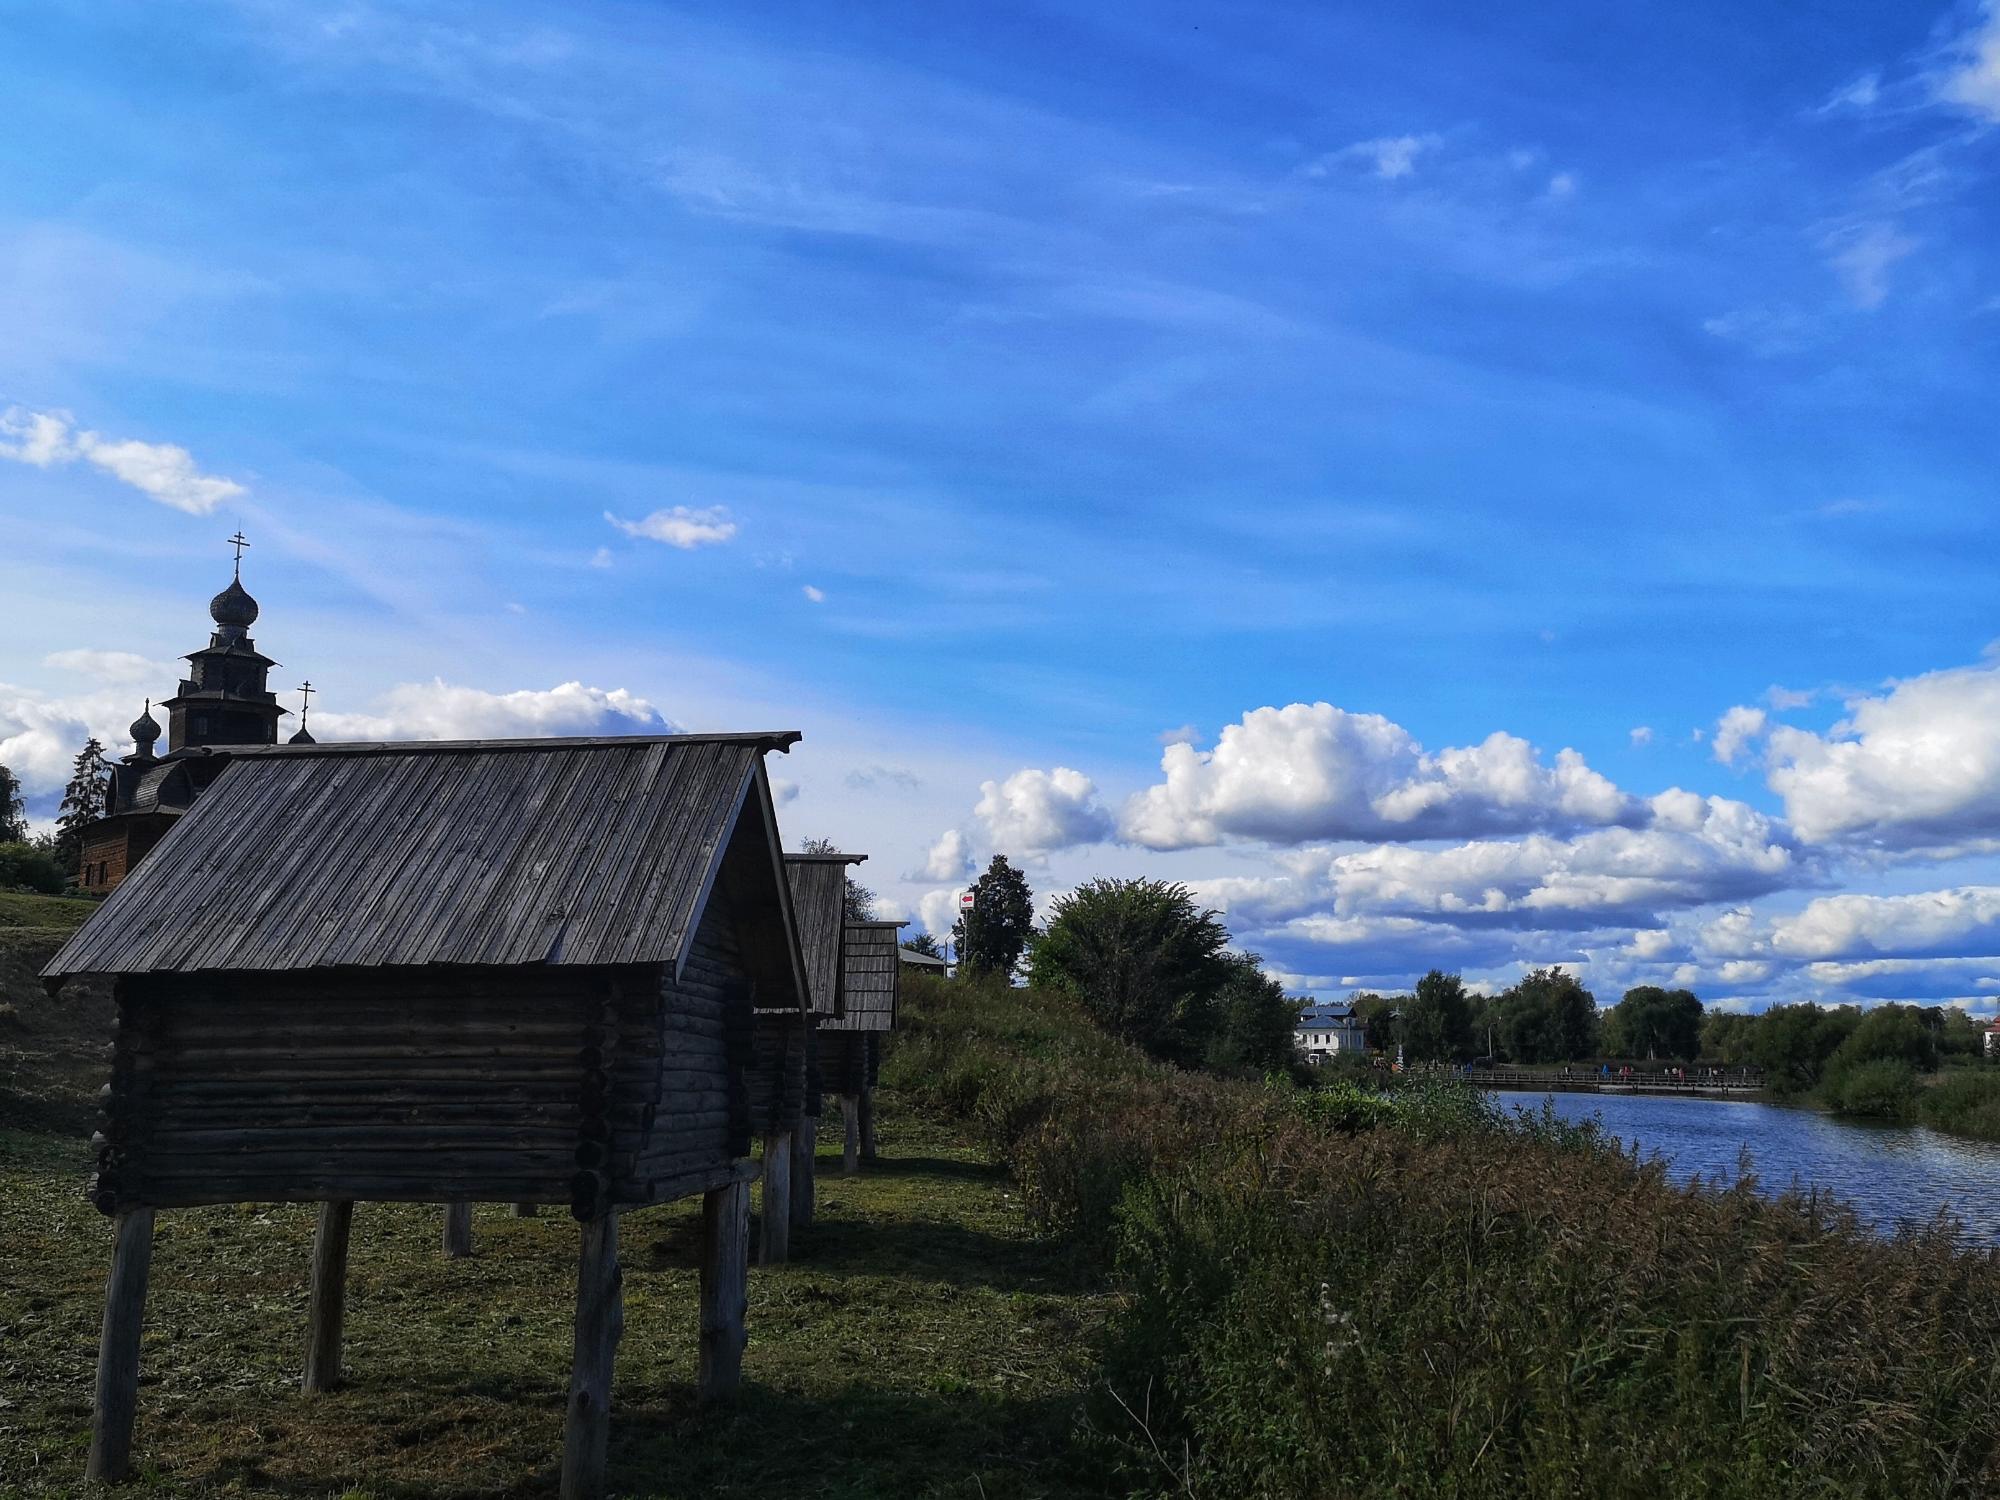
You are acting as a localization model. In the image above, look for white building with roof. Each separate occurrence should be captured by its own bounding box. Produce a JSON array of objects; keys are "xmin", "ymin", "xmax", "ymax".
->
[{"xmin": 1295, "ymin": 1000, "xmax": 1370, "ymax": 1064}]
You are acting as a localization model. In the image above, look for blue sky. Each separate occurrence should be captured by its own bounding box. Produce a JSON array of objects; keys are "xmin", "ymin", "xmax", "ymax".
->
[{"xmin": 6, "ymin": 0, "xmax": 2000, "ymax": 1012}]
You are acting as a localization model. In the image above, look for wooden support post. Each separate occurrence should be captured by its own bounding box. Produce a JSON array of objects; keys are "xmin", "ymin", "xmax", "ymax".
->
[
  {"xmin": 698, "ymin": 1178, "xmax": 749, "ymax": 1400},
  {"xmin": 559, "ymin": 1214, "xmax": 623, "ymax": 1500},
  {"xmin": 759, "ymin": 1131, "xmax": 792, "ymax": 1265},
  {"xmin": 859, "ymin": 1088, "xmax": 878, "ymax": 1163},
  {"xmin": 88, "ymin": 1207, "xmax": 156, "ymax": 1484},
  {"xmin": 515, "ymin": 1202, "xmax": 539, "ymax": 1218},
  {"xmin": 841, "ymin": 1095, "xmax": 860, "ymax": 1176},
  {"xmin": 442, "ymin": 1201, "xmax": 472, "ymax": 1258},
  {"xmin": 302, "ymin": 1200, "xmax": 354, "ymax": 1394},
  {"xmin": 790, "ymin": 1117, "xmax": 817, "ymax": 1231}
]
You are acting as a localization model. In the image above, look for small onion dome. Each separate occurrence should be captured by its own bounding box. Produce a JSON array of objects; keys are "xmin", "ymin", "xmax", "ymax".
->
[
  {"xmin": 288, "ymin": 725, "xmax": 317, "ymax": 745},
  {"xmin": 129, "ymin": 705, "xmax": 161, "ymax": 747},
  {"xmin": 209, "ymin": 577, "xmax": 260, "ymax": 629}
]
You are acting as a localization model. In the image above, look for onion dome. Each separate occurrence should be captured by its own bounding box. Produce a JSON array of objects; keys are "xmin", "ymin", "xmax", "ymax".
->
[
  {"xmin": 209, "ymin": 577, "xmax": 260, "ymax": 630},
  {"xmin": 288, "ymin": 725, "xmax": 317, "ymax": 745},
  {"xmin": 129, "ymin": 702, "xmax": 161, "ymax": 752}
]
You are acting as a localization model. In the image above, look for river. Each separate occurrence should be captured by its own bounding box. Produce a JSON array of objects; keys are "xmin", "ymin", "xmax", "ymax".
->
[{"xmin": 1498, "ymin": 1090, "xmax": 2000, "ymax": 1246}]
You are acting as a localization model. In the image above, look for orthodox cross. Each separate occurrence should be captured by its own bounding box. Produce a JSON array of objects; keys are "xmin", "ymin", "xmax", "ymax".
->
[
  {"xmin": 228, "ymin": 531, "xmax": 250, "ymax": 578},
  {"xmin": 297, "ymin": 680, "xmax": 314, "ymax": 732}
]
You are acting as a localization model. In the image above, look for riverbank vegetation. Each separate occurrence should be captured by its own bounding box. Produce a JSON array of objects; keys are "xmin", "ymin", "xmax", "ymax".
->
[{"xmin": 889, "ymin": 972, "xmax": 2000, "ymax": 1497}]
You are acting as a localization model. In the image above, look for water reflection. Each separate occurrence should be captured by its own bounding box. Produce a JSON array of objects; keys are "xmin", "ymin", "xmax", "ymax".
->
[{"xmin": 1502, "ymin": 1090, "xmax": 2000, "ymax": 1246}]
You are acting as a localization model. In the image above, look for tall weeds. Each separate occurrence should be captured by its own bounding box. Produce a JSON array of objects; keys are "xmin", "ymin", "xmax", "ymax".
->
[{"xmin": 886, "ymin": 974, "xmax": 2000, "ymax": 1498}]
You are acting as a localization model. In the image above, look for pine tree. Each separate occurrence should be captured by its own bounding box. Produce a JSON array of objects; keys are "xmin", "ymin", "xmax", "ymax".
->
[
  {"xmin": 53, "ymin": 739, "xmax": 110, "ymax": 875},
  {"xmin": 0, "ymin": 762, "xmax": 26, "ymax": 844}
]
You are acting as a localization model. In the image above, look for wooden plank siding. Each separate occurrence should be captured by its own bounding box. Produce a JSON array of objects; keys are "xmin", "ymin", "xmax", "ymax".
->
[{"xmin": 818, "ymin": 920, "xmax": 902, "ymax": 1033}]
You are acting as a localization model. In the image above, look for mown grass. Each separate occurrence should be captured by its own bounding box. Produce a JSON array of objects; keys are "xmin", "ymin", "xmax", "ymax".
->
[
  {"xmin": 0, "ymin": 889, "xmax": 96, "ymax": 931},
  {"xmin": 0, "ymin": 1114, "xmax": 1113, "ymax": 1498}
]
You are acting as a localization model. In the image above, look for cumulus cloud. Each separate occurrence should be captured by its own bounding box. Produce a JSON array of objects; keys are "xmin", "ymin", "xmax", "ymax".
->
[
  {"xmin": 315, "ymin": 679, "xmax": 673, "ymax": 741},
  {"xmin": 1629, "ymin": 726, "xmax": 1654, "ymax": 747},
  {"xmin": 1711, "ymin": 705, "xmax": 1767, "ymax": 765},
  {"xmin": 1196, "ymin": 790, "xmax": 1799, "ymax": 933},
  {"xmin": 802, "ymin": 584, "xmax": 826, "ymax": 603},
  {"xmin": 0, "ymin": 406, "xmax": 246, "ymax": 514},
  {"xmin": 918, "ymin": 887, "xmax": 965, "ymax": 941},
  {"xmin": 1121, "ymin": 703, "xmax": 1637, "ymax": 850},
  {"xmin": 604, "ymin": 505, "xmax": 738, "ymax": 549},
  {"xmin": 915, "ymin": 828, "xmax": 974, "ymax": 881},
  {"xmin": 1763, "ymin": 659, "xmax": 2000, "ymax": 849},
  {"xmin": 1768, "ymin": 887, "xmax": 2000, "ymax": 961},
  {"xmin": 975, "ymin": 766, "xmax": 1113, "ymax": 855}
]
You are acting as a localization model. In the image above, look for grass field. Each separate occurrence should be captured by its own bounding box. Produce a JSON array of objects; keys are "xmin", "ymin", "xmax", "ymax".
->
[{"xmin": 0, "ymin": 1112, "xmax": 1112, "ymax": 1497}]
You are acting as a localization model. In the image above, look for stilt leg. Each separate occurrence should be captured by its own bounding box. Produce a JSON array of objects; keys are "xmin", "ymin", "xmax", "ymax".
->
[
  {"xmin": 559, "ymin": 1214, "xmax": 623, "ymax": 1500},
  {"xmin": 759, "ymin": 1131, "xmax": 792, "ymax": 1265},
  {"xmin": 841, "ymin": 1095, "xmax": 860, "ymax": 1176},
  {"xmin": 88, "ymin": 1207, "xmax": 156, "ymax": 1483},
  {"xmin": 859, "ymin": 1088, "xmax": 878, "ymax": 1163},
  {"xmin": 790, "ymin": 1116, "xmax": 817, "ymax": 1231},
  {"xmin": 442, "ymin": 1201, "xmax": 472, "ymax": 1258},
  {"xmin": 515, "ymin": 1202, "xmax": 539, "ymax": 1217},
  {"xmin": 698, "ymin": 1178, "xmax": 749, "ymax": 1400},
  {"xmin": 303, "ymin": 1200, "xmax": 354, "ymax": 1393}
]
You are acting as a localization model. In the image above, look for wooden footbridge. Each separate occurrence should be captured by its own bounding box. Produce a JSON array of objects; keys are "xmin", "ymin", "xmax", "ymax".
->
[{"xmin": 1460, "ymin": 1067, "xmax": 1764, "ymax": 1098}]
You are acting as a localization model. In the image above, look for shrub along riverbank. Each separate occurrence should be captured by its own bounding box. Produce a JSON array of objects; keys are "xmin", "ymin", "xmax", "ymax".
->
[{"xmin": 889, "ymin": 973, "xmax": 2000, "ymax": 1498}]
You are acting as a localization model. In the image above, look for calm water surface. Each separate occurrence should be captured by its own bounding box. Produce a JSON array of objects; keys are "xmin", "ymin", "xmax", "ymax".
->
[{"xmin": 1499, "ymin": 1091, "xmax": 2000, "ymax": 1245}]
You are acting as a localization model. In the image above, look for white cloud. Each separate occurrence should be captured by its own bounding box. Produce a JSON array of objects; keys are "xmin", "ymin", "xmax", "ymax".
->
[
  {"xmin": 1546, "ymin": 172, "xmax": 1577, "ymax": 199},
  {"xmin": 1936, "ymin": 5, "xmax": 2000, "ymax": 122},
  {"xmin": 1197, "ymin": 790, "xmax": 1799, "ymax": 933},
  {"xmin": 1817, "ymin": 73, "xmax": 1882, "ymax": 115},
  {"xmin": 589, "ymin": 547, "xmax": 614, "ymax": 569},
  {"xmin": 315, "ymin": 679, "xmax": 673, "ymax": 741},
  {"xmin": 1629, "ymin": 725, "xmax": 1654, "ymax": 747},
  {"xmin": 1764, "ymin": 659, "xmax": 2000, "ymax": 849},
  {"xmin": 769, "ymin": 776, "xmax": 800, "ymax": 806},
  {"xmin": 918, "ymin": 887, "xmax": 965, "ymax": 940},
  {"xmin": 802, "ymin": 584, "xmax": 826, "ymax": 603},
  {"xmin": 1313, "ymin": 133, "xmax": 1441, "ymax": 181},
  {"xmin": 1121, "ymin": 703, "xmax": 1637, "ymax": 850},
  {"xmin": 1765, "ymin": 685, "xmax": 1814, "ymax": 711},
  {"xmin": 975, "ymin": 766, "xmax": 1113, "ymax": 855},
  {"xmin": 1771, "ymin": 887, "xmax": 2000, "ymax": 961},
  {"xmin": 1820, "ymin": 221, "xmax": 1918, "ymax": 310},
  {"xmin": 915, "ymin": 827, "xmax": 974, "ymax": 881},
  {"xmin": 42, "ymin": 649, "xmax": 177, "ymax": 687},
  {"xmin": 1711, "ymin": 705, "xmax": 1767, "ymax": 766},
  {"xmin": 604, "ymin": 505, "xmax": 738, "ymax": 549},
  {"xmin": 0, "ymin": 406, "xmax": 247, "ymax": 514}
]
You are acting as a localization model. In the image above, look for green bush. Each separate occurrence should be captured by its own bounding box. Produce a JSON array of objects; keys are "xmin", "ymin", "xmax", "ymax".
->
[
  {"xmin": 1820, "ymin": 1057, "xmax": 1921, "ymax": 1121},
  {"xmin": 1920, "ymin": 1070, "xmax": 2000, "ymax": 1143},
  {"xmin": 0, "ymin": 843, "xmax": 65, "ymax": 896}
]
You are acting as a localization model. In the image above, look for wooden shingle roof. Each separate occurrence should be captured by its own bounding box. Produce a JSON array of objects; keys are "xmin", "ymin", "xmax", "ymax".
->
[
  {"xmin": 784, "ymin": 853, "xmax": 864, "ymax": 1018},
  {"xmin": 821, "ymin": 919, "xmax": 904, "ymax": 1033},
  {"xmin": 45, "ymin": 734, "xmax": 803, "ymax": 981}
]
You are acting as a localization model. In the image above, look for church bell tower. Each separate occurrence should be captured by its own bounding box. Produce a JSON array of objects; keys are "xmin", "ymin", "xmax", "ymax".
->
[{"xmin": 159, "ymin": 532, "xmax": 287, "ymax": 751}]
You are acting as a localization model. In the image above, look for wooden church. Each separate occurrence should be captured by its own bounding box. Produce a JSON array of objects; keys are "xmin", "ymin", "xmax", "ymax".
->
[
  {"xmin": 44, "ymin": 730, "xmax": 810, "ymax": 1498},
  {"xmin": 79, "ymin": 538, "xmax": 318, "ymax": 894}
]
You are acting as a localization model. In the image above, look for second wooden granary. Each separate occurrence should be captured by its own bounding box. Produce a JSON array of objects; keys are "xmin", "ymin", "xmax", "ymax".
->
[
  {"xmin": 780, "ymin": 851, "xmax": 866, "ymax": 1232},
  {"xmin": 42, "ymin": 732, "xmax": 810, "ymax": 1500},
  {"xmin": 819, "ymin": 917, "xmax": 904, "ymax": 1172}
]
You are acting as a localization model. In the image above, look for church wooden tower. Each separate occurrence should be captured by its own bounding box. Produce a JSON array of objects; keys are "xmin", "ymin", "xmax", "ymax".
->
[{"xmin": 78, "ymin": 536, "xmax": 310, "ymax": 894}]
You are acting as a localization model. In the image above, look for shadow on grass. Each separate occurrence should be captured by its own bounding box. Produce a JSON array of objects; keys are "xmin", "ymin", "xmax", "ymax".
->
[
  {"xmin": 788, "ymin": 1218, "xmax": 1093, "ymax": 1294},
  {"xmin": 608, "ymin": 1384, "xmax": 1107, "ymax": 1500},
  {"xmin": 822, "ymin": 1154, "xmax": 1007, "ymax": 1184}
]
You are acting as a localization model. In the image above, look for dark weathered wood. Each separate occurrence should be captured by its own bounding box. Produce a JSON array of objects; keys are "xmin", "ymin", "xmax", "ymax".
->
[
  {"xmin": 698, "ymin": 1177, "xmax": 749, "ymax": 1399},
  {"xmin": 841, "ymin": 1094, "xmax": 860, "ymax": 1176},
  {"xmin": 88, "ymin": 1207, "xmax": 155, "ymax": 1483},
  {"xmin": 790, "ymin": 1116, "xmax": 816, "ymax": 1231},
  {"xmin": 758, "ymin": 1130, "xmax": 791, "ymax": 1265},
  {"xmin": 560, "ymin": 1214, "xmax": 623, "ymax": 1500},
  {"xmin": 442, "ymin": 1201, "xmax": 473, "ymax": 1259},
  {"xmin": 858, "ymin": 1088, "xmax": 877, "ymax": 1162},
  {"xmin": 515, "ymin": 1202, "xmax": 539, "ymax": 1217},
  {"xmin": 303, "ymin": 1200, "xmax": 353, "ymax": 1393}
]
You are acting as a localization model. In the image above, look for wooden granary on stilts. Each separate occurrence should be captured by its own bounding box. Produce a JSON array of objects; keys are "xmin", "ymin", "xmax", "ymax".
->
[
  {"xmin": 818, "ymin": 918, "xmax": 904, "ymax": 1175},
  {"xmin": 41, "ymin": 733, "xmax": 810, "ymax": 1499},
  {"xmin": 779, "ymin": 852, "xmax": 866, "ymax": 1236}
]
